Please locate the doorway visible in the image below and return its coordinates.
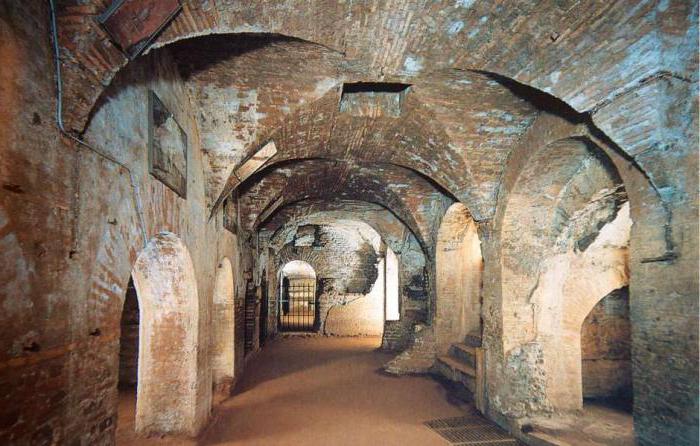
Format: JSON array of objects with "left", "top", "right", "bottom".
[{"left": 278, "top": 260, "right": 317, "bottom": 331}]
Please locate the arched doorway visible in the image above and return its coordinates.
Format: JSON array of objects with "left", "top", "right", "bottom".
[
  {"left": 581, "top": 286, "right": 633, "bottom": 411},
  {"left": 435, "top": 203, "right": 483, "bottom": 353},
  {"left": 279, "top": 260, "right": 317, "bottom": 331},
  {"left": 121, "top": 232, "right": 207, "bottom": 436},
  {"left": 117, "top": 278, "right": 140, "bottom": 436},
  {"left": 211, "top": 258, "right": 235, "bottom": 397},
  {"left": 497, "top": 137, "right": 633, "bottom": 418}
]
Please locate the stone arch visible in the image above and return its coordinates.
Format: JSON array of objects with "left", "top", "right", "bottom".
[
  {"left": 278, "top": 260, "right": 318, "bottom": 331},
  {"left": 534, "top": 203, "right": 632, "bottom": 410},
  {"left": 129, "top": 232, "right": 207, "bottom": 436},
  {"left": 496, "top": 135, "right": 632, "bottom": 413},
  {"left": 435, "top": 202, "right": 483, "bottom": 353},
  {"left": 211, "top": 257, "right": 235, "bottom": 396},
  {"left": 280, "top": 260, "right": 317, "bottom": 280}
]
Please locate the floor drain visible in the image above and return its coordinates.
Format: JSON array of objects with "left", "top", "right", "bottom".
[{"left": 425, "top": 415, "right": 524, "bottom": 445}]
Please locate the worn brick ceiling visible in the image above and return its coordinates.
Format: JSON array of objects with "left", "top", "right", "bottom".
[
  {"left": 57, "top": 0, "right": 697, "bottom": 245},
  {"left": 164, "top": 33, "right": 540, "bottom": 230}
]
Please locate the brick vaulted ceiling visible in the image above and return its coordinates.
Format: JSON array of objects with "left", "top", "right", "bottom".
[{"left": 57, "top": 0, "right": 698, "bottom": 246}]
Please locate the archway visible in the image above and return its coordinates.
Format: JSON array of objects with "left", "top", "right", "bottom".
[
  {"left": 497, "top": 136, "right": 633, "bottom": 417},
  {"left": 117, "top": 278, "right": 140, "bottom": 436},
  {"left": 540, "top": 202, "right": 632, "bottom": 410},
  {"left": 581, "top": 286, "right": 633, "bottom": 411},
  {"left": 435, "top": 203, "right": 483, "bottom": 353},
  {"left": 278, "top": 260, "right": 317, "bottom": 331},
  {"left": 126, "top": 232, "right": 207, "bottom": 436},
  {"left": 211, "top": 258, "right": 235, "bottom": 397}
]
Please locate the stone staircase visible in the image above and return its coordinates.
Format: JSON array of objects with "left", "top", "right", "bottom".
[{"left": 434, "top": 332, "right": 485, "bottom": 412}]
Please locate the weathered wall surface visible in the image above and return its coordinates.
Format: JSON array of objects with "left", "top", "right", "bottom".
[
  {"left": 0, "top": 3, "right": 242, "bottom": 444},
  {"left": 1, "top": 2, "right": 697, "bottom": 446},
  {"left": 483, "top": 108, "right": 698, "bottom": 445},
  {"left": 262, "top": 205, "right": 430, "bottom": 350},
  {"left": 272, "top": 222, "right": 385, "bottom": 337}
]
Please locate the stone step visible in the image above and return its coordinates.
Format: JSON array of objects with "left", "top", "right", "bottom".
[
  {"left": 449, "top": 343, "right": 477, "bottom": 368},
  {"left": 435, "top": 355, "right": 477, "bottom": 393},
  {"left": 464, "top": 331, "right": 482, "bottom": 347}
]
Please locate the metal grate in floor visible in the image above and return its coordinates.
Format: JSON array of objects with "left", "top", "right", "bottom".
[{"left": 425, "top": 415, "right": 524, "bottom": 445}]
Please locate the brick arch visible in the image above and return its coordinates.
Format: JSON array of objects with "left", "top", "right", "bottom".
[
  {"left": 129, "top": 231, "right": 207, "bottom": 436},
  {"left": 83, "top": 227, "right": 209, "bottom": 437},
  {"left": 215, "top": 88, "right": 476, "bottom": 218},
  {"left": 57, "top": 0, "right": 693, "bottom": 140},
  {"left": 489, "top": 131, "right": 633, "bottom": 415},
  {"left": 243, "top": 159, "right": 442, "bottom": 255},
  {"left": 498, "top": 138, "right": 607, "bottom": 320},
  {"left": 533, "top": 203, "right": 631, "bottom": 410}
]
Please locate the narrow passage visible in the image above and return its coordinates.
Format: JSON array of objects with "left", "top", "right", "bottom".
[{"left": 202, "top": 336, "right": 467, "bottom": 445}]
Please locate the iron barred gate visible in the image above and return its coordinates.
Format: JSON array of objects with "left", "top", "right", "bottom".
[{"left": 279, "top": 278, "right": 317, "bottom": 331}]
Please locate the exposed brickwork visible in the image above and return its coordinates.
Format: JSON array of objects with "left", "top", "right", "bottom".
[{"left": 1, "top": 2, "right": 697, "bottom": 446}]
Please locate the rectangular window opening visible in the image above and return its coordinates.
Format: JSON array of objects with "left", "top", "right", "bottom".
[
  {"left": 385, "top": 247, "right": 400, "bottom": 321},
  {"left": 339, "top": 82, "right": 412, "bottom": 118}
]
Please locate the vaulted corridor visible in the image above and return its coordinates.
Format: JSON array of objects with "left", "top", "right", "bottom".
[{"left": 1, "top": 1, "right": 698, "bottom": 446}]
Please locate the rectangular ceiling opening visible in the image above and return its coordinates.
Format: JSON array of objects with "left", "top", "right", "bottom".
[{"left": 339, "top": 82, "right": 411, "bottom": 118}]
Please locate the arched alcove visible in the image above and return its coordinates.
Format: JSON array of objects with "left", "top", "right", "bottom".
[
  {"left": 129, "top": 232, "right": 206, "bottom": 436},
  {"left": 211, "top": 257, "right": 235, "bottom": 396},
  {"left": 540, "top": 202, "right": 632, "bottom": 410},
  {"left": 498, "top": 137, "right": 633, "bottom": 414},
  {"left": 435, "top": 203, "right": 483, "bottom": 353},
  {"left": 581, "top": 286, "right": 633, "bottom": 410}
]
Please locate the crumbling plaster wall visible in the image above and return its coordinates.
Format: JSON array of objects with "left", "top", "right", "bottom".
[
  {"left": 271, "top": 222, "right": 385, "bottom": 337},
  {"left": 0, "top": 4, "right": 244, "bottom": 443},
  {"left": 260, "top": 204, "right": 430, "bottom": 350}
]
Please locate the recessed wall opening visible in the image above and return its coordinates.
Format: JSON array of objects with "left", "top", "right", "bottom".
[
  {"left": 435, "top": 203, "right": 483, "bottom": 353},
  {"left": 117, "top": 277, "right": 139, "bottom": 437},
  {"left": 278, "top": 260, "right": 318, "bottom": 331},
  {"left": 581, "top": 286, "right": 633, "bottom": 412},
  {"left": 339, "top": 82, "right": 412, "bottom": 117},
  {"left": 385, "top": 246, "right": 400, "bottom": 322}
]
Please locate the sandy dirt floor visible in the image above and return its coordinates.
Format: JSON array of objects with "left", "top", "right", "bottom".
[
  {"left": 117, "top": 336, "right": 469, "bottom": 445},
  {"left": 529, "top": 399, "right": 634, "bottom": 446}
]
